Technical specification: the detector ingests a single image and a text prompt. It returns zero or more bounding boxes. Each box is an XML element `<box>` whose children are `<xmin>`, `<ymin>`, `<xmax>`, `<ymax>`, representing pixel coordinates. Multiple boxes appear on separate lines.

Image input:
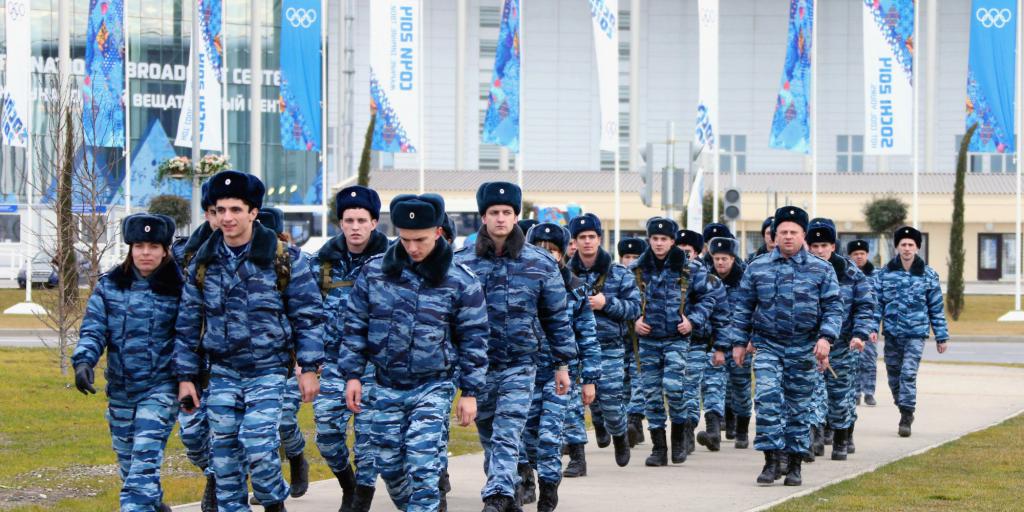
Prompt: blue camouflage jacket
<box><xmin>875</xmin><ymin>255</ymin><xmax>949</xmax><ymax>342</ymax></box>
<box><xmin>173</xmin><ymin>224</ymin><xmax>326</xmax><ymax>380</ymax></box>
<box><xmin>730</xmin><ymin>247</ymin><xmax>844</xmax><ymax>347</ymax></box>
<box><xmin>455</xmin><ymin>227</ymin><xmax>578</xmax><ymax>368</ymax></box>
<box><xmin>569</xmin><ymin>248</ymin><xmax>641</xmax><ymax>341</ymax></box>
<box><xmin>537</xmin><ymin>266</ymin><xmax>601</xmax><ymax>384</ymax></box>
<box><xmin>857</xmin><ymin>260</ymin><xmax>880</xmax><ymax>335</ymax></box>
<box><xmin>338</xmin><ymin>238</ymin><xmax>489</xmax><ymax>396</ymax></box>
<box><xmin>73</xmin><ymin>260</ymin><xmax>184</xmax><ymax>399</ymax></box>
<box><xmin>827</xmin><ymin>254</ymin><xmax>876</xmax><ymax>345</ymax></box>
<box><xmin>711</xmin><ymin>259</ymin><xmax>744</xmax><ymax>352</ymax></box>
<box><xmin>628</xmin><ymin>246</ymin><xmax>721</xmax><ymax>340</ymax></box>
<box><xmin>171</xmin><ymin>221</ymin><xmax>214</xmax><ymax>270</ymax></box>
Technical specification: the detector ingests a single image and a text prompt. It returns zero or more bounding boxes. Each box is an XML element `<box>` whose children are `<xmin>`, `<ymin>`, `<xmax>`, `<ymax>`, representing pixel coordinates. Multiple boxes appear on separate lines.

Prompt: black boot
<box><xmin>594</xmin><ymin>421</ymin><xmax>611</xmax><ymax>448</ymax></box>
<box><xmin>350</xmin><ymin>485</ymin><xmax>375</xmax><ymax>512</ymax></box>
<box><xmin>685</xmin><ymin>421</ymin><xmax>696</xmax><ymax>454</ymax></box>
<box><xmin>516</xmin><ymin>463</ymin><xmax>536</xmax><ymax>505</ymax></box>
<box><xmin>898</xmin><ymin>408</ymin><xmax>914</xmax><ymax>437</ymax></box>
<box><xmin>334</xmin><ymin>465</ymin><xmax>357</xmax><ymax>512</ymax></box>
<box><xmin>482</xmin><ymin>493</ymin><xmax>516</xmax><ymax>512</ymax></box>
<box><xmin>263</xmin><ymin>502</ymin><xmax>287</xmax><ymax>512</ymax></box>
<box><xmin>288</xmin><ymin>453</ymin><xmax>310</xmax><ymax>498</ymax></box>
<box><xmin>160</xmin><ymin>504</ymin><xmax>172</xmax><ymax>512</ymax></box>
<box><xmin>612</xmin><ymin>434</ymin><xmax>631</xmax><ymax>467</ymax></box>
<box><xmin>823</xmin><ymin>424</ymin><xmax>834</xmax><ymax>446</ymax></box>
<box><xmin>734</xmin><ymin>416</ymin><xmax>750</xmax><ymax>449</ymax></box>
<box><xmin>627</xmin><ymin>414</ymin><xmax>643</xmax><ymax>447</ymax></box>
<box><xmin>562</xmin><ymin>443</ymin><xmax>587</xmax><ymax>478</ymax></box>
<box><xmin>864</xmin><ymin>394</ymin><xmax>877</xmax><ymax>406</ymax></box>
<box><xmin>831</xmin><ymin>427</ymin><xmax>848</xmax><ymax>461</ymax></box>
<box><xmin>438</xmin><ymin>469</ymin><xmax>451</xmax><ymax>512</ymax></box>
<box><xmin>777</xmin><ymin>450</ymin><xmax>789</xmax><ymax>477</ymax></box>
<box><xmin>200</xmin><ymin>474</ymin><xmax>217</xmax><ymax>512</ymax></box>
<box><xmin>811</xmin><ymin>425</ymin><xmax>825</xmax><ymax>457</ymax></box>
<box><xmin>645</xmin><ymin>429</ymin><xmax>668</xmax><ymax>466</ymax></box>
<box><xmin>724</xmin><ymin>407</ymin><xmax>736</xmax><ymax>440</ymax></box>
<box><xmin>632</xmin><ymin>414</ymin><xmax>646</xmax><ymax>444</ymax></box>
<box><xmin>670</xmin><ymin>423</ymin><xmax>688</xmax><ymax>463</ymax></box>
<box><xmin>536</xmin><ymin>479</ymin><xmax>560</xmax><ymax>512</ymax></box>
<box><xmin>696</xmin><ymin>413</ymin><xmax>722</xmax><ymax>452</ymax></box>
<box><xmin>847</xmin><ymin>422</ymin><xmax>856</xmax><ymax>454</ymax></box>
<box><xmin>756</xmin><ymin>450</ymin><xmax>779</xmax><ymax>485</ymax></box>
<box><xmin>784</xmin><ymin>453</ymin><xmax>803</xmax><ymax>486</ymax></box>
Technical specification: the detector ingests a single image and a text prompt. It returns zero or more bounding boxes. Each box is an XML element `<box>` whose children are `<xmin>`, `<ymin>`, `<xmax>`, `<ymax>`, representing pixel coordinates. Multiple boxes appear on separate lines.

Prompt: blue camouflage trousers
<box><xmin>178</xmin><ymin>386</ymin><xmax>212</xmax><ymax>476</ymax></box>
<box><xmin>314</xmin><ymin>364</ymin><xmax>379</xmax><ymax>486</ymax></box>
<box><xmin>562</xmin><ymin>368</ymin><xmax>588</xmax><ymax>446</ymax></box>
<box><xmin>812</xmin><ymin>371</ymin><xmax>828</xmax><ymax>426</ymax></box>
<box><xmin>594</xmin><ymin>340</ymin><xmax>628</xmax><ymax>436</ymax></box>
<box><xmin>752</xmin><ymin>341</ymin><xmax>817</xmax><ymax>455</ymax></box>
<box><xmin>859</xmin><ymin>340</ymin><xmax>878</xmax><ymax>395</ymax></box>
<box><xmin>476</xmin><ymin>364</ymin><xmax>537</xmax><ymax>499</ymax></box>
<box><xmin>107</xmin><ymin>386</ymin><xmax>177</xmax><ymax>512</ymax></box>
<box><xmin>280</xmin><ymin>375</ymin><xmax>306</xmax><ymax>458</ymax></box>
<box><xmin>638</xmin><ymin>336</ymin><xmax>688</xmax><ymax>430</ymax></box>
<box><xmin>207</xmin><ymin>368</ymin><xmax>289</xmax><ymax>511</ymax></box>
<box><xmin>883</xmin><ymin>337</ymin><xmax>925</xmax><ymax>412</ymax></box>
<box><xmin>521</xmin><ymin>372</ymin><xmax>569</xmax><ymax>483</ymax></box>
<box><xmin>701</xmin><ymin>351</ymin><xmax>727</xmax><ymax>418</ymax></box>
<box><xmin>825</xmin><ymin>346</ymin><xmax>858</xmax><ymax>429</ymax></box>
<box><xmin>370</xmin><ymin>380</ymin><xmax>455</xmax><ymax>512</ymax></box>
<box><xmin>682</xmin><ymin>342</ymin><xmax>706</xmax><ymax>425</ymax></box>
<box><xmin>726</xmin><ymin>353</ymin><xmax>753</xmax><ymax>418</ymax></box>
<box><xmin>625</xmin><ymin>342</ymin><xmax>646</xmax><ymax>416</ymax></box>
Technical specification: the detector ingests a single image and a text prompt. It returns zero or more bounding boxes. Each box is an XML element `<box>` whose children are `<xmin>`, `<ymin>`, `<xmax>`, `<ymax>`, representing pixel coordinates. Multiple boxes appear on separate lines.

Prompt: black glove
<box><xmin>74</xmin><ymin>363</ymin><xmax>96</xmax><ymax>395</ymax></box>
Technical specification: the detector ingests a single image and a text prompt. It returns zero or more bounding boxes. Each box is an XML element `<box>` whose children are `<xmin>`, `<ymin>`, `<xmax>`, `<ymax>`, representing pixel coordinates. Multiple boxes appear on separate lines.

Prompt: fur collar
<box><xmin>182</xmin><ymin>221</ymin><xmax>214</xmax><ymax>257</ymax></box>
<box><xmin>194</xmin><ymin>222</ymin><xmax>280</xmax><ymax>267</ymax></box>
<box><xmin>637</xmin><ymin>245</ymin><xmax>688</xmax><ymax>273</ymax></box>
<box><xmin>560</xmin><ymin>265</ymin><xmax>587</xmax><ymax>297</ymax></box>
<box><xmin>109</xmin><ymin>259</ymin><xmax>184</xmax><ymax>297</ymax></box>
<box><xmin>828</xmin><ymin>253</ymin><xmax>848</xmax><ymax>278</ymax></box>
<box><xmin>859</xmin><ymin>260</ymin><xmax>875</xmax><ymax>276</ymax></box>
<box><xmin>718</xmin><ymin>261</ymin><xmax>743</xmax><ymax>287</ymax></box>
<box><xmin>382</xmin><ymin>237</ymin><xmax>453</xmax><ymax>286</ymax></box>
<box><xmin>318</xmin><ymin>229</ymin><xmax>389</xmax><ymax>264</ymax></box>
<box><xmin>569</xmin><ymin>247</ymin><xmax>612</xmax><ymax>276</ymax></box>
<box><xmin>886</xmin><ymin>254</ymin><xmax>926</xmax><ymax>276</ymax></box>
<box><xmin>475</xmin><ymin>224</ymin><xmax>526</xmax><ymax>259</ymax></box>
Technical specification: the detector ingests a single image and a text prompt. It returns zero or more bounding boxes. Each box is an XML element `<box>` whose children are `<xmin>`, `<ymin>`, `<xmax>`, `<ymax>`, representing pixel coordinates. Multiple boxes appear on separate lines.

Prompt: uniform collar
<box><xmin>770</xmin><ymin>246</ymin><xmax>808</xmax><ymax>263</ymax></box>
<box><xmin>569</xmin><ymin>247</ymin><xmax>611</xmax><ymax>276</ymax></box>
<box><xmin>886</xmin><ymin>255</ymin><xmax>926</xmax><ymax>276</ymax></box>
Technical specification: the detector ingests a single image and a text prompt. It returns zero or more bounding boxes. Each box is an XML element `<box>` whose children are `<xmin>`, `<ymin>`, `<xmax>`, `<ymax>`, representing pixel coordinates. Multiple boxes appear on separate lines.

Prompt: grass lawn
<box><xmin>769</xmin><ymin>413</ymin><xmax>1024</xmax><ymax>512</ymax></box>
<box><xmin>0</xmin><ymin>347</ymin><xmax>483</xmax><ymax>512</ymax></box>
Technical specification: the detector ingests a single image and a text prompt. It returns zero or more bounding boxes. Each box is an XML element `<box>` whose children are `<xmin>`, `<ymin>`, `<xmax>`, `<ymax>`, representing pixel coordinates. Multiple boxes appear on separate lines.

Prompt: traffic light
<box><xmin>723</xmin><ymin>187</ymin><xmax>741</xmax><ymax>221</ymax></box>
<box><xmin>639</xmin><ymin>143</ymin><xmax>654</xmax><ymax>207</ymax></box>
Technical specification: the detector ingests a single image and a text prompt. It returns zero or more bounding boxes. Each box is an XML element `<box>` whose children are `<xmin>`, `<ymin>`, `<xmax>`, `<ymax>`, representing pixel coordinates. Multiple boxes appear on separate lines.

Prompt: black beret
<box><xmin>442</xmin><ymin>213</ymin><xmax>458</xmax><ymax>242</ymax></box>
<box><xmin>390</xmin><ymin>194</ymin><xmax>446</xmax><ymax>229</ymax></box>
<box><xmin>257</xmin><ymin>207</ymin><xmax>285</xmax><ymax>235</ymax></box>
<box><xmin>570</xmin><ymin>213</ymin><xmax>603</xmax><ymax>238</ymax></box>
<box><xmin>517</xmin><ymin>219</ymin><xmax>539</xmax><ymax>234</ymax></box>
<box><xmin>206</xmin><ymin>170</ymin><xmax>265</xmax><ymax>210</ymax></box>
<box><xmin>336</xmin><ymin>186</ymin><xmax>381</xmax><ymax>220</ymax></box>
<box><xmin>847</xmin><ymin>239</ymin><xmax>870</xmax><ymax>255</ymax></box>
<box><xmin>761</xmin><ymin>216</ymin><xmax>775</xmax><ymax>234</ymax></box>
<box><xmin>702</xmin><ymin>223</ymin><xmax>733</xmax><ymax>242</ymax></box>
<box><xmin>123</xmin><ymin>213</ymin><xmax>175</xmax><ymax>246</ymax></box>
<box><xmin>772</xmin><ymin>206</ymin><xmax>809</xmax><ymax>233</ymax></box>
<box><xmin>200</xmin><ymin>181</ymin><xmax>212</xmax><ymax>210</ymax></box>
<box><xmin>708</xmin><ymin>237</ymin><xmax>739</xmax><ymax>258</ymax></box>
<box><xmin>646</xmin><ymin>217</ymin><xmax>678</xmax><ymax>238</ymax></box>
<box><xmin>675</xmin><ymin>229</ymin><xmax>704</xmax><ymax>249</ymax></box>
<box><xmin>893</xmin><ymin>226</ymin><xmax>922</xmax><ymax>248</ymax></box>
<box><xmin>526</xmin><ymin>222</ymin><xmax>569</xmax><ymax>254</ymax></box>
<box><xmin>807</xmin><ymin>217</ymin><xmax>837</xmax><ymax>245</ymax></box>
<box><xmin>617</xmin><ymin>237</ymin><xmax>647</xmax><ymax>256</ymax></box>
<box><xmin>476</xmin><ymin>181</ymin><xmax>522</xmax><ymax>215</ymax></box>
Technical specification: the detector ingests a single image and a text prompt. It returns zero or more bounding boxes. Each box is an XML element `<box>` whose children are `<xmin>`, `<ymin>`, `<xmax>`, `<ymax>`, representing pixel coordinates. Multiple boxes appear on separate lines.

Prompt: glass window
<box><xmin>1002</xmin><ymin>234</ymin><xmax>1018</xmax><ymax>277</ymax></box>
<box><xmin>836</xmin><ymin>135</ymin><xmax>864</xmax><ymax>172</ymax></box>
<box><xmin>980</xmin><ymin>237</ymin><xmax>999</xmax><ymax>270</ymax></box>
<box><xmin>0</xmin><ymin>215</ymin><xmax>20</xmax><ymax>243</ymax></box>
<box><xmin>719</xmin><ymin>134</ymin><xmax>746</xmax><ymax>173</ymax></box>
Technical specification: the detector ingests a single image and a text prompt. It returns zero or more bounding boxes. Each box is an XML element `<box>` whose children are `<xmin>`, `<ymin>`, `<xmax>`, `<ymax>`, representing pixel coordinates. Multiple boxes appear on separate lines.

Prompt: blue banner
<box><xmin>82</xmin><ymin>0</ymin><xmax>126</xmax><ymax>148</ymax></box>
<box><xmin>42</xmin><ymin>146</ymin><xmax>123</xmax><ymax>207</ymax></box>
<box><xmin>482</xmin><ymin>0</ymin><xmax>521</xmax><ymax>153</ymax></box>
<box><xmin>967</xmin><ymin>0</ymin><xmax>1017</xmax><ymax>153</ymax></box>
<box><xmin>768</xmin><ymin>0</ymin><xmax>813</xmax><ymax>154</ymax></box>
<box><xmin>115</xmin><ymin>118</ymin><xmax>192</xmax><ymax>207</ymax></box>
<box><xmin>279</xmin><ymin>0</ymin><xmax>322</xmax><ymax>151</ymax></box>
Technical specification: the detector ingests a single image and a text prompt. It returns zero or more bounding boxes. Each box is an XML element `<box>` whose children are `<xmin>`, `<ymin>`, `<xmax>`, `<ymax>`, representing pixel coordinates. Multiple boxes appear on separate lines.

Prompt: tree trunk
<box><xmin>55</xmin><ymin>109</ymin><xmax>79</xmax><ymax>375</ymax></box>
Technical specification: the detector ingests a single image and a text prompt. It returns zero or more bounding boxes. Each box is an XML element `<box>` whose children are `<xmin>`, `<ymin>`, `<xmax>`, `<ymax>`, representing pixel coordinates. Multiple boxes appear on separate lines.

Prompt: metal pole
<box><xmin>629</xmin><ymin>0</ymin><xmax>640</xmax><ymax>175</ymax></box>
<box><xmin>912</xmin><ymin>0</ymin><xmax>920</xmax><ymax>227</ymax></box>
<box><xmin>123</xmin><ymin>1</ymin><xmax>132</xmax><ymax>216</ymax></box>
<box><xmin>221</xmin><ymin>0</ymin><xmax>228</xmax><ymax>158</ymax></box>
<box><xmin>810</xmin><ymin>0</ymin><xmax>817</xmax><ymax>218</ymax></box>
<box><xmin>516</xmin><ymin>0</ymin><xmax>524</xmax><ymax>189</ymax></box>
<box><xmin>614</xmin><ymin>147</ymin><xmax>621</xmax><ymax>250</ymax></box>
<box><xmin>250</xmin><ymin>0</ymin><xmax>263</xmax><ymax>179</ymax></box>
<box><xmin>321</xmin><ymin>0</ymin><xmax>329</xmax><ymax>236</ymax></box>
<box><xmin>418</xmin><ymin>2</ymin><xmax>426</xmax><ymax>194</ymax></box>
<box><xmin>455</xmin><ymin>0</ymin><xmax>467</xmax><ymax>170</ymax></box>
<box><xmin>1016</xmin><ymin>0</ymin><xmax>1022</xmax><ymax>311</ymax></box>
<box><xmin>924</xmin><ymin>0</ymin><xmax>937</xmax><ymax>175</ymax></box>
<box><xmin>191</xmin><ymin>0</ymin><xmax>202</xmax><ymax>227</ymax></box>
<box><xmin>666</xmin><ymin>121</ymin><xmax>675</xmax><ymax>218</ymax></box>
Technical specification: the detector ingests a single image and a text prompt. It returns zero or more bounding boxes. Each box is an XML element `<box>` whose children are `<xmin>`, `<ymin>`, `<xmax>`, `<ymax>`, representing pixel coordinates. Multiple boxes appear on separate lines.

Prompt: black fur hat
<box><xmin>476</xmin><ymin>181</ymin><xmax>522</xmax><ymax>215</ymax></box>
<box><xmin>336</xmin><ymin>185</ymin><xmax>381</xmax><ymax>220</ymax></box>
<box><xmin>257</xmin><ymin>207</ymin><xmax>285</xmax><ymax>235</ymax></box>
<box><xmin>617</xmin><ymin>237</ymin><xmax>647</xmax><ymax>256</ymax></box>
<box><xmin>772</xmin><ymin>206</ymin><xmax>809</xmax><ymax>234</ymax></box>
<box><xmin>893</xmin><ymin>226</ymin><xmax>922</xmax><ymax>248</ymax></box>
<box><xmin>570</xmin><ymin>213</ymin><xmax>603</xmax><ymax>238</ymax></box>
<box><xmin>646</xmin><ymin>217</ymin><xmax>678</xmax><ymax>238</ymax></box>
<box><xmin>527</xmin><ymin>222</ymin><xmax>569</xmax><ymax>253</ymax></box>
<box><xmin>807</xmin><ymin>217</ymin><xmax>837</xmax><ymax>245</ymax></box>
<box><xmin>702</xmin><ymin>223</ymin><xmax>732</xmax><ymax>242</ymax></box>
<box><xmin>847</xmin><ymin>239</ymin><xmax>870</xmax><ymax>255</ymax></box>
<box><xmin>391</xmin><ymin>194</ymin><xmax>446</xmax><ymax>229</ymax></box>
<box><xmin>123</xmin><ymin>213</ymin><xmax>175</xmax><ymax>246</ymax></box>
<box><xmin>709</xmin><ymin>236</ymin><xmax>739</xmax><ymax>258</ymax></box>
<box><xmin>206</xmin><ymin>170</ymin><xmax>265</xmax><ymax>210</ymax></box>
<box><xmin>675</xmin><ymin>229</ymin><xmax>703</xmax><ymax>250</ymax></box>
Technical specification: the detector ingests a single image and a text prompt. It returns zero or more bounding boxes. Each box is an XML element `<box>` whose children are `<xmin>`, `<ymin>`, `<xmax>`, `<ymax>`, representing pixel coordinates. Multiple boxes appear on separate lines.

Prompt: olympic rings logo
<box><xmin>8</xmin><ymin>1</ymin><xmax>27</xmax><ymax>21</ymax></box>
<box><xmin>976</xmin><ymin>8</ymin><xmax>1012</xmax><ymax>29</ymax></box>
<box><xmin>286</xmin><ymin>7</ymin><xmax>318</xmax><ymax>29</ymax></box>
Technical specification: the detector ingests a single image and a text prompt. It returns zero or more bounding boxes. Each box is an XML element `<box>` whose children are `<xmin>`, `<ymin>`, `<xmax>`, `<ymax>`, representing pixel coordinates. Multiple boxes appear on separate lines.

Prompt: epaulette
<box><xmin>456</xmin><ymin>262</ymin><xmax>477</xmax><ymax>278</ymax></box>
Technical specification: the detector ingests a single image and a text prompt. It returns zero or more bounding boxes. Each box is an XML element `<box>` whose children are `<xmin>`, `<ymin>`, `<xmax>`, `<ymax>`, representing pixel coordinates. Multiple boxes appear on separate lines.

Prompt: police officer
<box><xmin>747</xmin><ymin>216</ymin><xmax>776</xmax><ymax>263</ymax></box>
<box><xmin>673</xmin><ymin>229</ymin><xmax>713</xmax><ymax>455</ymax></box>
<box><xmin>617</xmin><ymin>237</ymin><xmax>647</xmax><ymax>446</ymax></box>
<box><xmin>310</xmin><ymin>186</ymin><xmax>390</xmax><ymax>512</ymax></box>
<box><xmin>729</xmin><ymin>206</ymin><xmax>843</xmax><ymax>486</ymax></box>
<box><xmin>693</xmin><ymin>226</ymin><xmax>734</xmax><ymax>453</ymax></box>
<box><xmin>455</xmin><ymin>182</ymin><xmax>577</xmax><ymax>512</ymax></box>
<box><xmin>875</xmin><ymin>226</ymin><xmax>950</xmax><ymax>437</ymax></box>
<box><xmin>847</xmin><ymin>239</ymin><xmax>880</xmax><ymax>408</ymax></box>
<box><xmin>807</xmin><ymin>219</ymin><xmax>875</xmax><ymax>461</ymax></box>
<box><xmin>567</xmin><ymin>214</ymin><xmax>638</xmax><ymax>468</ymax></box>
<box><xmin>175</xmin><ymin>170</ymin><xmax>325</xmax><ymax>512</ymax></box>
<box><xmin>633</xmin><ymin>218</ymin><xmax>721</xmax><ymax>467</ymax></box>
<box><xmin>339</xmin><ymin>193</ymin><xmax>489</xmax><ymax>512</ymax></box>
<box><xmin>73</xmin><ymin>213</ymin><xmax>182</xmax><ymax>512</ymax></box>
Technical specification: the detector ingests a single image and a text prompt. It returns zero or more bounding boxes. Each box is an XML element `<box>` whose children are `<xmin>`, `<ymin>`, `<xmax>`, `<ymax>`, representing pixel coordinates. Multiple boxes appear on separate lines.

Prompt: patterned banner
<box><xmin>966</xmin><ymin>0</ymin><xmax>1017</xmax><ymax>153</ymax></box>
<box><xmin>175</xmin><ymin>0</ymin><xmax>224</xmax><ymax>151</ymax></box>
<box><xmin>280</xmin><ymin>0</ymin><xmax>322</xmax><ymax>152</ymax></box>
<box><xmin>589</xmin><ymin>0</ymin><xmax>618</xmax><ymax>152</ymax></box>
<box><xmin>862</xmin><ymin>0</ymin><xmax>914</xmax><ymax>155</ymax></box>
<box><xmin>117</xmin><ymin>118</ymin><xmax>191</xmax><ymax>206</ymax></box>
<box><xmin>482</xmin><ymin>0</ymin><xmax>521</xmax><ymax>153</ymax></box>
<box><xmin>695</xmin><ymin>0</ymin><xmax>718</xmax><ymax>153</ymax></box>
<box><xmin>370</xmin><ymin>0</ymin><xmax>422</xmax><ymax>153</ymax></box>
<box><xmin>82</xmin><ymin>0</ymin><xmax>126</xmax><ymax>148</ymax></box>
<box><xmin>2</xmin><ymin>0</ymin><xmax>31</xmax><ymax>148</ymax></box>
<box><xmin>768</xmin><ymin>0</ymin><xmax>813</xmax><ymax>154</ymax></box>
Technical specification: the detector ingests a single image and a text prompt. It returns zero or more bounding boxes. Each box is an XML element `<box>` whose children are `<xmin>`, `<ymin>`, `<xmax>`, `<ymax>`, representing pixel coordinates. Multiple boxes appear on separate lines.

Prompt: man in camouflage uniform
<box><xmin>632</xmin><ymin>218</ymin><xmax>722</xmax><ymax>467</ymax></box>
<box><xmin>617</xmin><ymin>237</ymin><xmax>647</xmax><ymax>445</ymax></box>
<box><xmin>340</xmin><ymin>193</ymin><xmax>489</xmax><ymax>512</ymax></box>
<box><xmin>455</xmin><ymin>182</ymin><xmax>577</xmax><ymax>512</ymax></box>
<box><xmin>693</xmin><ymin>225</ymin><xmax>735</xmax><ymax>453</ymax></box>
<box><xmin>729</xmin><ymin>206</ymin><xmax>842</xmax><ymax>487</ymax></box>
<box><xmin>847</xmin><ymin>239</ymin><xmax>880</xmax><ymax>408</ymax></box>
<box><xmin>673</xmin><ymin>229</ymin><xmax>715</xmax><ymax>455</ymax></box>
<box><xmin>875</xmin><ymin>226</ymin><xmax>950</xmax><ymax>437</ymax></box>
<box><xmin>175</xmin><ymin>171</ymin><xmax>325</xmax><ymax>512</ymax></box>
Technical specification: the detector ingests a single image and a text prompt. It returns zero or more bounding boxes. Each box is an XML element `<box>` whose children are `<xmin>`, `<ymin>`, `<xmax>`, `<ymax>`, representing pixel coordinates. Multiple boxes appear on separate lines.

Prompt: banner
<box><xmin>176</xmin><ymin>0</ymin><xmax>224</xmax><ymax>151</ymax></box>
<box><xmin>482</xmin><ymin>0</ymin><xmax>521</xmax><ymax>152</ymax></box>
<box><xmin>686</xmin><ymin>168</ymin><xmax>704</xmax><ymax>232</ymax></box>
<box><xmin>369</xmin><ymin>0</ymin><xmax>422</xmax><ymax>153</ymax></box>
<box><xmin>862</xmin><ymin>0</ymin><xmax>914</xmax><ymax>155</ymax></box>
<box><xmin>768</xmin><ymin>0</ymin><xmax>813</xmax><ymax>154</ymax></box>
<box><xmin>2</xmin><ymin>0</ymin><xmax>31</xmax><ymax>147</ymax></box>
<box><xmin>82</xmin><ymin>0</ymin><xmax>126</xmax><ymax>148</ymax></box>
<box><xmin>695</xmin><ymin>0</ymin><xmax>718</xmax><ymax>154</ymax></box>
<box><xmin>966</xmin><ymin>0</ymin><xmax>1017</xmax><ymax>153</ymax></box>
<box><xmin>589</xmin><ymin>0</ymin><xmax>618</xmax><ymax>152</ymax></box>
<box><xmin>280</xmin><ymin>0</ymin><xmax>322</xmax><ymax>152</ymax></box>
<box><xmin>116</xmin><ymin>118</ymin><xmax>191</xmax><ymax>207</ymax></box>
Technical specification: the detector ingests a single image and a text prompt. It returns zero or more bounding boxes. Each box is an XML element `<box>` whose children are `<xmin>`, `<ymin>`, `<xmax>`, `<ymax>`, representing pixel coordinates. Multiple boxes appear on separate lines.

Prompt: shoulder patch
<box><xmin>456</xmin><ymin>262</ymin><xmax>477</xmax><ymax>278</ymax></box>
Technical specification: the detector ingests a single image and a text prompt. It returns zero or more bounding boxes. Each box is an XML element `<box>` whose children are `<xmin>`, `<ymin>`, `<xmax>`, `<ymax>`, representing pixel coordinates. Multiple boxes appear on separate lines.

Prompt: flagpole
<box><xmin>810</xmin><ymin>0</ymin><xmax>818</xmax><ymax>217</ymax></box>
<box><xmin>222</xmin><ymin>0</ymin><xmax>228</xmax><ymax>159</ymax></box>
<box><xmin>321</xmin><ymin>0</ymin><xmax>329</xmax><ymax>235</ymax></box>
<box><xmin>516</xmin><ymin>0</ymin><xmax>524</xmax><ymax>190</ymax></box>
<box><xmin>912</xmin><ymin>0</ymin><xmax>920</xmax><ymax>228</ymax></box>
<box><xmin>124</xmin><ymin>1</ymin><xmax>132</xmax><ymax>216</ymax></box>
<box><xmin>1014</xmin><ymin>0</ymin><xmax>1022</xmax><ymax>313</ymax></box>
<box><xmin>190</xmin><ymin>0</ymin><xmax>202</xmax><ymax>227</ymax></box>
<box><xmin>418</xmin><ymin>1</ymin><xmax>426</xmax><ymax>194</ymax></box>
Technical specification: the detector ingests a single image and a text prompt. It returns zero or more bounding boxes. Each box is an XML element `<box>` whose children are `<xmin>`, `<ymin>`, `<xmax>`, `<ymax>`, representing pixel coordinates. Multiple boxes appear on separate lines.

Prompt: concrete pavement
<box><xmin>173</xmin><ymin>361</ymin><xmax>1024</xmax><ymax>512</ymax></box>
